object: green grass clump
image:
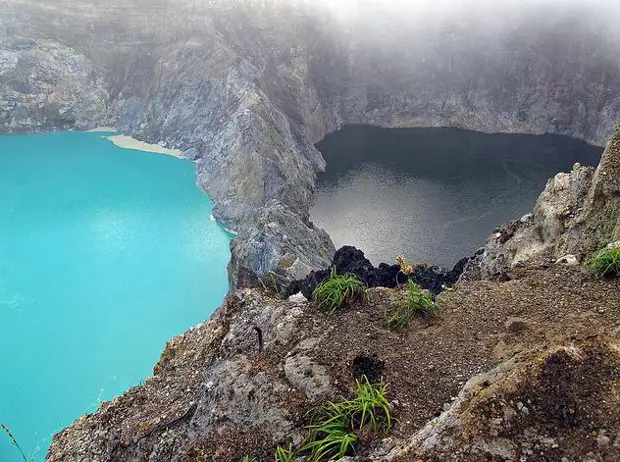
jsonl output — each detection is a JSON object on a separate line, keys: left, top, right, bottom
{"left": 1, "top": 424, "right": 29, "bottom": 462}
{"left": 300, "top": 376, "right": 392, "bottom": 462}
{"left": 275, "top": 444, "right": 295, "bottom": 462}
{"left": 241, "top": 457, "right": 257, "bottom": 462}
{"left": 312, "top": 267, "right": 367, "bottom": 313}
{"left": 301, "top": 415, "right": 356, "bottom": 462}
{"left": 588, "top": 246, "right": 620, "bottom": 278}
{"left": 387, "top": 280, "right": 437, "bottom": 329}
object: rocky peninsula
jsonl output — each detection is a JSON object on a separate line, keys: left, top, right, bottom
{"left": 46, "top": 126, "right": 620, "bottom": 462}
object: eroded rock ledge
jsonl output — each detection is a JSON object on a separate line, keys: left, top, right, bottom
{"left": 3, "top": 0, "right": 620, "bottom": 287}
{"left": 468, "top": 126, "right": 620, "bottom": 279}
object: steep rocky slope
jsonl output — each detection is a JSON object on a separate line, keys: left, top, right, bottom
{"left": 45, "top": 130, "right": 620, "bottom": 462}
{"left": 47, "top": 262, "right": 620, "bottom": 461}
{"left": 3, "top": 0, "right": 620, "bottom": 286}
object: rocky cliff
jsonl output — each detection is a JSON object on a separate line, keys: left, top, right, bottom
{"left": 470, "top": 126, "right": 620, "bottom": 279}
{"left": 3, "top": 0, "right": 620, "bottom": 286}
{"left": 4, "top": 2, "right": 620, "bottom": 458}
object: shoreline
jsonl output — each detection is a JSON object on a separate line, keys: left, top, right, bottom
{"left": 106, "top": 135, "right": 184, "bottom": 159}
{"left": 85, "top": 128, "right": 184, "bottom": 159}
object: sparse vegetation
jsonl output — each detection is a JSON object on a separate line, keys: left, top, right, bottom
{"left": 588, "top": 245, "right": 620, "bottom": 278}
{"left": 269, "top": 272, "right": 284, "bottom": 299}
{"left": 275, "top": 444, "right": 295, "bottom": 462}
{"left": 395, "top": 255, "right": 414, "bottom": 285}
{"left": 241, "top": 456, "right": 257, "bottom": 462}
{"left": 299, "top": 376, "right": 392, "bottom": 462}
{"left": 1, "top": 424, "right": 29, "bottom": 462}
{"left": 301, "top": 419, "right": 356, "bottom": 462}
{"left": 312, "top": 267, "right": 367, "bottom": 313}
{"left": 387, "top": 280, "right": 437, "bottom": 329}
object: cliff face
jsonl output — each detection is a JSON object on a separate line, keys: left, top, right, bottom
{"left": 0, "top": 37, "right": 110, "bottom": 131}
{"left": 3, "top": 0, "right": 620, "bottom": 287}
{"left": 470, "top": 127, "right": 620, "bottom": 278}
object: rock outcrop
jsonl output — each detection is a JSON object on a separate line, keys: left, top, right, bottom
{"left": 3, "top": 0, "right": 620, "bottom": 287}
{"left": 471, "top": 127, "right": 620, "bottom": 278}
{"left": 285, "top": 245, "right": 471, "bottom": 299}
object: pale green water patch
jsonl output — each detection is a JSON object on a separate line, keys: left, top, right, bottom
{"left": 0, "top": 132, "right": 231, "bottom": 461}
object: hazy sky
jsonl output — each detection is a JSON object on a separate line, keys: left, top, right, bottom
{"left": 322, "top": 0, "right": 615, "bottom": 23}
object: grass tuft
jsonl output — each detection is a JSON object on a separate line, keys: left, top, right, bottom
{"left": 312, "top": 267, "right": 367, "bottom": 313}
{"left": 300, "top": 376, "right": 391, "bottom": 462}
{"left": 1, "top": 424, "right": 29, "bottom": 462}
{"left": 275, "top": 444, "right": 295, "bottom": 462}
{"left": 387, "top": 280, "right": 437, "bottom": 329}
{"left": 587, "top": 245, "right": 620, "bottom": 278}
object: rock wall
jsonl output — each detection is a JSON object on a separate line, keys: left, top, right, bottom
{"left": 3, "top": 0, "right": 620, "bottom": 286}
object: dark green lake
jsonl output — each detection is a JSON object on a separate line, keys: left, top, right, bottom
{"left": 311, "top": 126, "right": 603, "bottom": 267}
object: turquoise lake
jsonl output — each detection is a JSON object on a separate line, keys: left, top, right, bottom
{"left": 0, "top": 132, "right": 230, "bottom": 461}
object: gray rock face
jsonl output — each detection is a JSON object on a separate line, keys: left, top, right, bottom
{"left": 46, "top": 290, "right": 336, "bottom": 461}
{"left": 3, "top": 0, "right": 620, "bottom": 286}
{"left": 470, "top": 127, "right": 620, "bottom": 277}
{"left": 0, "top": 37, "right": 110, "bottom": 131}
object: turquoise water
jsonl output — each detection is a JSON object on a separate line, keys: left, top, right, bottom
{"left": 0, "top": 132, "right": 231, "bottom": 461}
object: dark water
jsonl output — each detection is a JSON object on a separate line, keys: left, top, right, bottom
{"left": 310, "top": 126, "right": 603, "bottom": 268}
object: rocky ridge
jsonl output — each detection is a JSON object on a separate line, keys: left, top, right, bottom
{"left": 3, "top": 0, "right": 620, "bottom": 286}
{"left": 47, "top": 259, "right": 620, "bottom": 461}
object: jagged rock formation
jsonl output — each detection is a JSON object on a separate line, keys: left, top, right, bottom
{"left": 3, "top": 0, "right": 620, "bottom": 286}
{"left": 45, "top": 123, "right": 620, "bottom": 460}
{"left": 471, "top": 127, "right": 620, "bottom": 278}
{"left": 285, "top": 245, "right": 471, "bottom": 299}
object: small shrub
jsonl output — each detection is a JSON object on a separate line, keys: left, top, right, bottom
{"left": 269, "top": 272, "right": 284, "bottom": 299}
{"left": 312, "top": 267, "right": 366, "bottom": 313}
{"left": 275, "top": 444, "right": 295, "bottom": 462}
{"left": 300, "top": 376, "right": 392, "bottom": 462}
{"left": 588, "top": 245, "right": 620, "bottom": 278}
{"left": 1, "top": 424, "right": 29, "bottom": 462}
{"left": 387, "top": 280, "right": 437, "bottom": 329}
